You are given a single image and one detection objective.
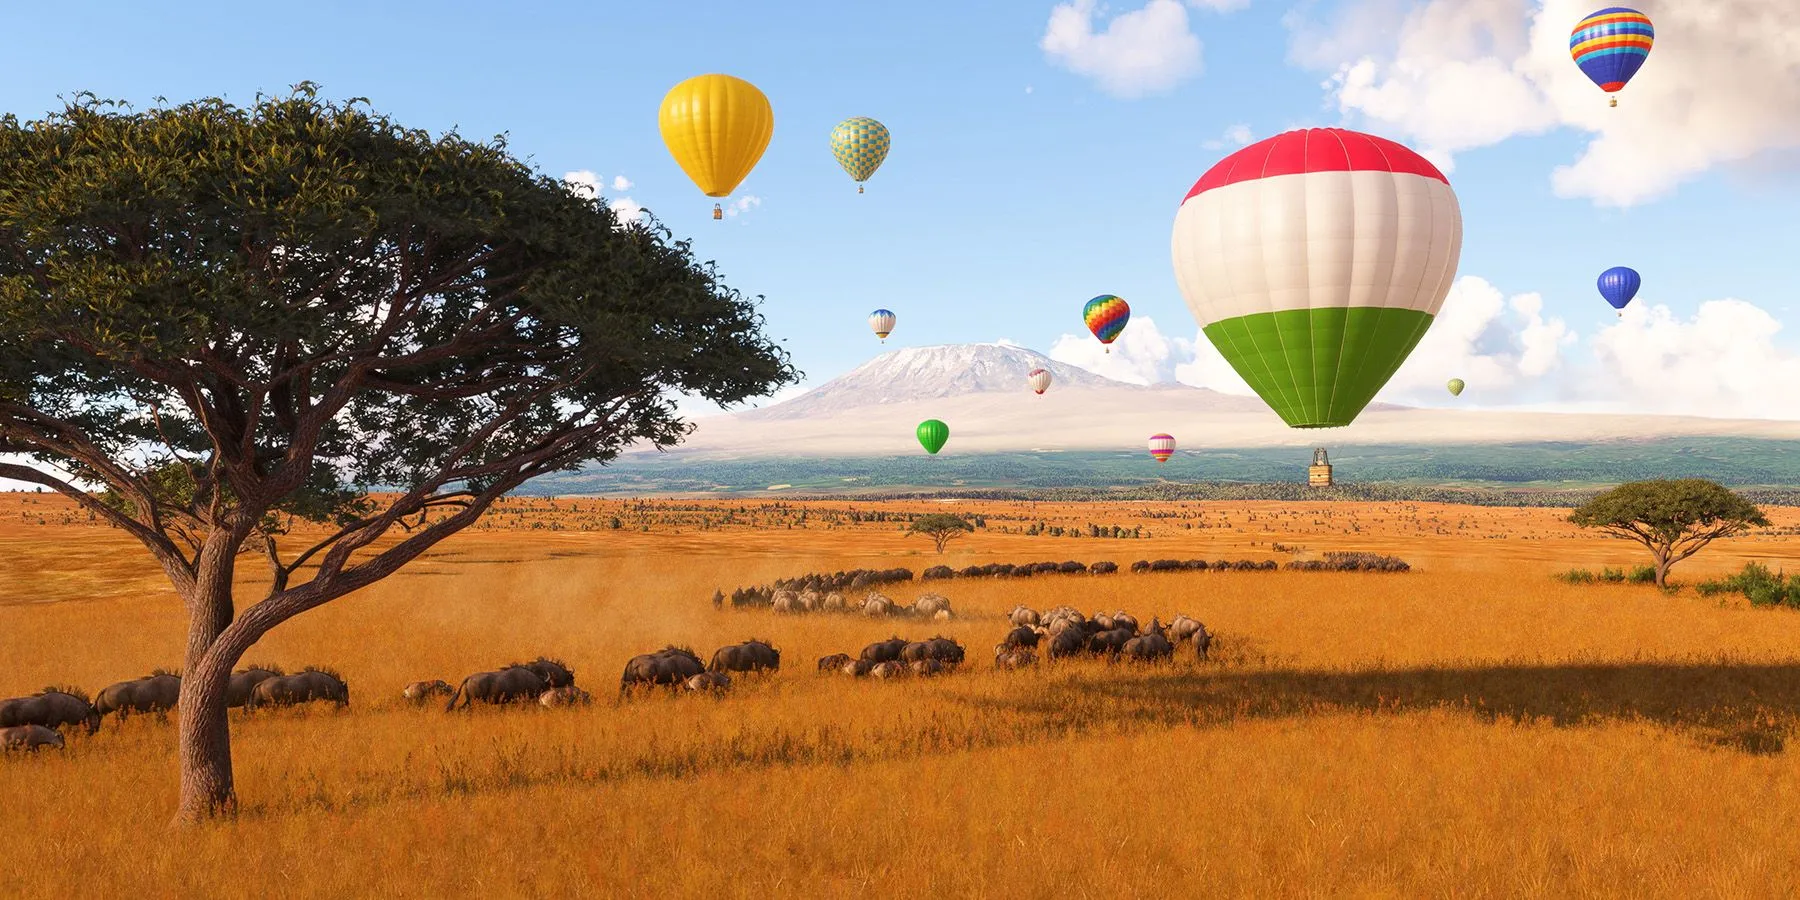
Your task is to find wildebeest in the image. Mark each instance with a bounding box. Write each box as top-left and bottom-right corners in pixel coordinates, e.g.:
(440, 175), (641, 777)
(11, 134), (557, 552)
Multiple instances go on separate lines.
(818, 653), (853, 673)
(1168, 615), (1205, 644)
(1091, 561), (1119, 574)
(861, 592), (896, 617)
(1192, 623), (1214, 660)
(247, 669), (350, 710)
(860, 636), (909, 664)
(684, 672), (732, 692)
(1001, 626), (1041, 650)
(710, 639), (780, 674)
(913, 593), (952, 617)
(1048, 628), (1089, 660)
(539, 686), (594, 707)
(1086, 628), (1135, 658)
(771, 590), (800, 614)
(823, 591), (847, 612)
(0, 689), (100, 735)
(1121, 631), (1174, 663)
(2, 725), (65, 752)
(512, 657), (575, 689)
(94, 673), (181, 721)
(841, 658), (877, 678)
(993, 647), (1037, 670)
(619, 647), (707, 694)
(446, 666), (548, 710)
(1008, 605), (1041, 627)
(901, 636), (965, 665)
(870, 661), (910, 679)
(910, 658), (949, 677)
(403, 680), (455, 705)
(1110, 612), (1139, 635)
(227, 666), (283, 709)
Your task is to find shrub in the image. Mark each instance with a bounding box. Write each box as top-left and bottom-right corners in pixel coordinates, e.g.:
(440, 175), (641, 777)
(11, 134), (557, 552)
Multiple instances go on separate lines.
(1696, 562), (1800, 609)
(1555, 569), (1598, 585)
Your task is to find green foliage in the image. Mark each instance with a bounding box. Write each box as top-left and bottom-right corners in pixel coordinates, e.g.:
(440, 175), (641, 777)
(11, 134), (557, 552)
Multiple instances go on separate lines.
(1695, 563), (1800, 608)
(1569, 480), (1769, 587)
(1555, 569), (1598, 585)
(908, 512), (973, 553)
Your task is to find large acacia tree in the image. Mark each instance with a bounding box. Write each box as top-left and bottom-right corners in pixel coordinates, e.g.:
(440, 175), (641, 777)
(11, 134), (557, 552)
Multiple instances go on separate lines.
(0, 88), (794, 822)
(1570, 479), (1768, 588)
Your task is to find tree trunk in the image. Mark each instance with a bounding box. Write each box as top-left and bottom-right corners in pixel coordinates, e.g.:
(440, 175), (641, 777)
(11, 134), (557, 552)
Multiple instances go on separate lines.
(1652, 546), (1671, 589)
(174, 539), (244, 824)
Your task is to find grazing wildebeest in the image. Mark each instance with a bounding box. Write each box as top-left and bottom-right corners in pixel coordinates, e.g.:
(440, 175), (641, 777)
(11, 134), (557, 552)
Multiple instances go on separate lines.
(446, 666), (548, 710)
(823, 591), (847, 612)
(2, 725), (65, 752)
(403, 680), (455, 705)
(841, 658), (877, 677)
(619, 647), (707, 695)
(1193, 623), (1214, 660)
(1009, 605), (1040, 627)
(913, 593), (952, 617)
(862, 593), (895, 617)
(1091, 561), (1119, 574)
(771, 590), (799, 614)
(993, 647), (1037, 670)
(910, 658), (949, 677)
(247, 669), (350, 710)
(1111, 612), (1139, 635)
(539, 686), (593, 707)
(513, 658), (575, 688)
(818, 653), (853, 673)
(903, 637), (965, 665)
(1168, 615), (1205, 645)
(1048, 628), (1088, 660)
(1090, 612), (1115, 632)
(870, 661), (910, 679)
(227, 666), (283, 709)
(860, 636), (909, 664)
(1002, 625), (1041, 650)
(0, 689), (100, 735)
(710, 639), (781, 674)
(712, 589), (725, 610)
(684, 672), (732, 692)
(94, 673), (181, 721)
(1122, 631), (1174, 663)
(1086, 628), (1134, 658)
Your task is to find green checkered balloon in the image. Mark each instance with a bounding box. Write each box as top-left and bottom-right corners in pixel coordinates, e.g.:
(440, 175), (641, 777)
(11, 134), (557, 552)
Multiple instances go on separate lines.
(830, 117), (890, 190)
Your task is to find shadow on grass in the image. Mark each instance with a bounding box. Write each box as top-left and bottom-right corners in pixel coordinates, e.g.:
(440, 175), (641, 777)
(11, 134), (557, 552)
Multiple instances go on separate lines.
(994, 660), (1800, 756)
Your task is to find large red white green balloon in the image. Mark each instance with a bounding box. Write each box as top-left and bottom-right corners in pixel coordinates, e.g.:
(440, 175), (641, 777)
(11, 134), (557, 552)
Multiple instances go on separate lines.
(1171, 127), (1463, 429)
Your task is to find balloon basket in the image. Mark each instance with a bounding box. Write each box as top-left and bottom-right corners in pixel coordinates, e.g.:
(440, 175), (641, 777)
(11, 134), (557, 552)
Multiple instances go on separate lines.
(1103, 347), (1110, 354)
(712, 204), (722, 220)
(1609, 96), (1618, 108)
(858, 184), (865, 194)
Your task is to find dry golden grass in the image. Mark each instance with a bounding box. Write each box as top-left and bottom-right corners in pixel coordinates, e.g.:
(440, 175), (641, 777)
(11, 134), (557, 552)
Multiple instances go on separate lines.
(4, 492), (1800, 897)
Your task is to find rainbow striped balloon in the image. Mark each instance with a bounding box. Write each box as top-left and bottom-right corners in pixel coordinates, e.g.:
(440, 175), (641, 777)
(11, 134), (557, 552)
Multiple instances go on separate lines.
(1083, 295), (1130, 353)
(1570, 8), (1653, 104)
(1147, 434), (1177, 463)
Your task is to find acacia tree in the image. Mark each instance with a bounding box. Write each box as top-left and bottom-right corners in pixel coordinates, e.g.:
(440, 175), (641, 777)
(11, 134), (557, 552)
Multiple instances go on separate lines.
(0, 88), (794, 822)
(909, 513), (973, 553)
(1570, 479), (1768, 588)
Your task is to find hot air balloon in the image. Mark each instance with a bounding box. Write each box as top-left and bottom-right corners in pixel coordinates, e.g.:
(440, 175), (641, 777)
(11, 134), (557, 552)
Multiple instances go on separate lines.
(1570, 8), (1653, 108)
(917, 419), (949, 455)
(1172, 128), (1463, 429)
(659, 75), (774, 220)
(1597, 266), (1640, 316)
(1027, 368), (1053, 395)
(1148, 434), (1177, 463)
(830, 117), (891, 194)
(1083, 295), (1129, 354)
(1447, 378), (1465, 397)
(869, 309), (897, 341)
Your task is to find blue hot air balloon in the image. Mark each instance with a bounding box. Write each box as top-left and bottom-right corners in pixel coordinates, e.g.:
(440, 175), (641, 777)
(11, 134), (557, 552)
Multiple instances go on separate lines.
(1597, 267), (1641, 316)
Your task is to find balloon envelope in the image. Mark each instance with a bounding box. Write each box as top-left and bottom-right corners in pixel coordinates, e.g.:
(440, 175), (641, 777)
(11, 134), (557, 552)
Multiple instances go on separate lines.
(1597, 267), (1641, 310)
(1172, 128), (1463, 429)
(1027, 368), (1052, 395)
(659, 75), (774, 199)
(1447, 378), (1465, 397)
(917, 419), (949, 455)
(830, 117), (891, 186)
(869, 309), (897, 340)
(1148, 433), (1177, 463)
(1083, 295), (1130, 346)
(1570, 8), (1653, 97)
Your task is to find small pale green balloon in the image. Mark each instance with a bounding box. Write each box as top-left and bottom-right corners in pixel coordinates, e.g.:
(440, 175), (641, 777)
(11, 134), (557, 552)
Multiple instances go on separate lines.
(1447, 378), (1466, 397)
(917, 419), (949, 455)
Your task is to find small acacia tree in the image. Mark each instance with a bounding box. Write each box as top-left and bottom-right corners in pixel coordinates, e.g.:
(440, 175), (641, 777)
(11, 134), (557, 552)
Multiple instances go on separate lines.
(1569, 479), (1768, 588)
(0, 88), (794, 822)
(909, 513), (973, 554)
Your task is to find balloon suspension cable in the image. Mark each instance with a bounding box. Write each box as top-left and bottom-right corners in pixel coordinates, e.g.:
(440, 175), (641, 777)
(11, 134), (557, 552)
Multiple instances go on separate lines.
(713, 203), (723, 220)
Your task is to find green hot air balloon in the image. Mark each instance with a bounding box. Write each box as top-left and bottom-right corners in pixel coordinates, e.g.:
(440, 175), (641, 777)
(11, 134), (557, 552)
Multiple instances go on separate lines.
(1172, 129), (1464, 428)
(1446, 378), (1465, 397)
(916, 419), (949, 455)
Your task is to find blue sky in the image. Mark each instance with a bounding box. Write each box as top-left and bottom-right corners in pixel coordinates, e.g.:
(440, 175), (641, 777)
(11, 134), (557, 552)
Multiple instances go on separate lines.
(2, 0), (1796, 420)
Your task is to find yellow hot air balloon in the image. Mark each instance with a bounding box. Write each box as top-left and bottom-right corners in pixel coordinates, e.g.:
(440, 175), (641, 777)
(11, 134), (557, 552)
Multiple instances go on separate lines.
(659, 74), (774, 220)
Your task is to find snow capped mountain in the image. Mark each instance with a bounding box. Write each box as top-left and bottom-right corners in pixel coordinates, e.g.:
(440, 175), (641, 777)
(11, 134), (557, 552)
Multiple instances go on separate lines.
(737, 343), (1132, 420)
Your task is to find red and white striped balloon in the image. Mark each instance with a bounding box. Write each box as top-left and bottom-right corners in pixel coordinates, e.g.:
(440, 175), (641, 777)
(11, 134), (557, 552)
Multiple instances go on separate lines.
(1027, 368), (1052, 395)
(1148, 433), (1177, 463)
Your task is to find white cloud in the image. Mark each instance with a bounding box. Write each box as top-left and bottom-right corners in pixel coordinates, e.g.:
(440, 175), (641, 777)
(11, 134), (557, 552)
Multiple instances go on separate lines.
(1049, 314), (1197, 384)
(564, 170), (645, 226)
(1202, 123), (1255, 149)
(562, 169), (602, 199)
(724, 195), (761, 218)
(1041, 0), (1204, 98)
(608, 196), (645, 226)
(611, 175), (633, 192)
(1025, 85), (1035, 94)
(1382, 275), (1576, 401)
(1589, 299), (1800, 418)
(1291, 0), (1800, 204)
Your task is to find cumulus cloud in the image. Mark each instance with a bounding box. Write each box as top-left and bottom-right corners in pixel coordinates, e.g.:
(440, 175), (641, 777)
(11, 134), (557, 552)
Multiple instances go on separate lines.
(1049, 314), (1198, 384)
(563, 170), (645, 226)
(611, 175), (633, 192)
(1589, 300), (1800, 418)
(608, 197), (646, 226)
(1202, 123), (1255, 149)
(723, 195), (761, 218)
(1041, 0), (1204, 97)
(1382, 275), (1577, 401)
(1290, 0), (1800, 204)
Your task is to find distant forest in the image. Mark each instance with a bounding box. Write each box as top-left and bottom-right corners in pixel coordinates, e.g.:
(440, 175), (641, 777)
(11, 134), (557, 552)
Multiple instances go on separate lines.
(528, 438), (1800, 506)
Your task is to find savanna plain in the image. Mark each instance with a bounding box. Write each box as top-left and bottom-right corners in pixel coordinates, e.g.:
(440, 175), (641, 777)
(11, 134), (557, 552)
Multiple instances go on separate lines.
(6, 493), (1800, 898)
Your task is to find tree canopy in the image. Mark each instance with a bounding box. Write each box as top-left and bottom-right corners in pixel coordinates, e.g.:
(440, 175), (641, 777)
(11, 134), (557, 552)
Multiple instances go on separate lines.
(909, 513), (974, 553)
(0, 86), (795, 820)
(1569, 479), (1768, 588)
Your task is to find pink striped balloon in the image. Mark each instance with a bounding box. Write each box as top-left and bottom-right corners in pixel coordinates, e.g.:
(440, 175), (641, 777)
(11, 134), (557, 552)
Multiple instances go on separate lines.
(1148, 433), (1177, 463)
